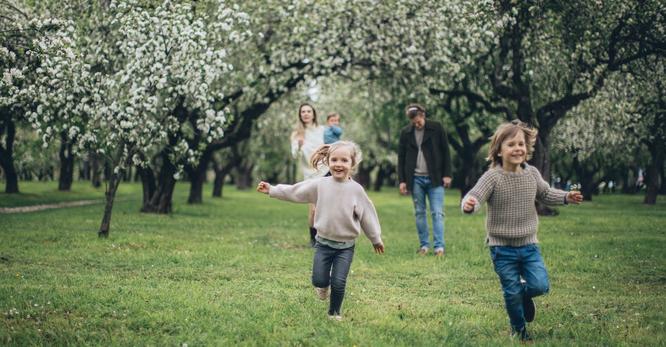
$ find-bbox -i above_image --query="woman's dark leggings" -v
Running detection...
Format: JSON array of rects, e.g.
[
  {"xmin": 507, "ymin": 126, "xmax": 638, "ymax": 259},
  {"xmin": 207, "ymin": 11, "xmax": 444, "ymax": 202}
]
[{"xmin": 312, "ymin": 243, "xmax": 355, "ymax": 316}]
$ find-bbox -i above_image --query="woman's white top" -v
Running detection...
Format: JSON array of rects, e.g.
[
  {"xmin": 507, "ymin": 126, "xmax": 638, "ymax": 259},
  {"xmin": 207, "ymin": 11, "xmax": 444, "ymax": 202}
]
[{"xmin": 291, "ymin": 125, "xmax": 326, "ymax": 180}]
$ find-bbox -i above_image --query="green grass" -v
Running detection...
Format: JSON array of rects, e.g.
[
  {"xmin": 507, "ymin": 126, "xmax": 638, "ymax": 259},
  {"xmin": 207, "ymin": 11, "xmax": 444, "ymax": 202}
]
[
  {"xmin": 0, "ymin": 181, "xmax": 138, "ymax": 208},
  {"xmin": 0, "ymin": 182, "xmax": 665, "ymax": 346}
]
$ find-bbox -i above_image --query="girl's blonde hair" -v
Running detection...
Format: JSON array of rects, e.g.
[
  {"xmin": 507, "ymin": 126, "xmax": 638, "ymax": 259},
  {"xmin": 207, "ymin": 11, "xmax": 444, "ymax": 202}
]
[
  {"xmin": 310, "ymin": 141, "xmax": 363, "ymax": 174},
  {"xmin": 487, "ymin": 120, "xmax": 538, "ymax": 167},
  {"xmin": 290, "ymin": 103, "xmax": 318, "ymax": 140}
]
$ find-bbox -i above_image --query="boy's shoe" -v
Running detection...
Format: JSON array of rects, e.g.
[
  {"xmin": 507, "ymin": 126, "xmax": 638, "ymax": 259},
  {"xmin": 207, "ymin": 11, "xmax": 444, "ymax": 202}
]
[
  {"xmin": 315, "ymin": 286, "xmax": 329, "ymax": 300},
  {"xmin": 511, "ymin": 327, "xmax": 532, "ymax": 342},
  {"xmin": 523, "ymin": 296, "xmax": 536, "ymax": 323},
  {"xmin": 434, "ymin": 247, "xmax": 445, "ymax": 257},
  {"xmin": 417, "ymin": 247, "xmax": 429, "ymax": 255},
  {"xmin": 328, "ymin": 314, "xmax": 343, "ymax": 321}
]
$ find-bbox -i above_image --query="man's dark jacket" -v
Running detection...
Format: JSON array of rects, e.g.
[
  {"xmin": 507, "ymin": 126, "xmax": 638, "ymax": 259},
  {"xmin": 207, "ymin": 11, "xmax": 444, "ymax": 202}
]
[{"xmin": 398, "ymin": 119, "xmax": 452, "ymax": 192}]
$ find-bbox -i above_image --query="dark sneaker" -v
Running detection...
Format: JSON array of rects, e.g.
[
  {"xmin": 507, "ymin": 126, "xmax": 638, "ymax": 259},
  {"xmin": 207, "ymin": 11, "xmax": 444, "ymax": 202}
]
[
  {"xmin": 512, "ymin": 327, "xmax": 532, "ymax": 342},
  {"xmin": 523, "ymin": 296, "xmax": 536, "ymax": 323}
]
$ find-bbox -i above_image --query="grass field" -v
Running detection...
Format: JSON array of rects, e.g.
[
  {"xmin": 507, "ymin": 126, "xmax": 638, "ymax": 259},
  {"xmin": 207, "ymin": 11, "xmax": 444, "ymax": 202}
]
[{"xmin": 1, "ymin": 181, "xmax": 665, "ymax": 346}]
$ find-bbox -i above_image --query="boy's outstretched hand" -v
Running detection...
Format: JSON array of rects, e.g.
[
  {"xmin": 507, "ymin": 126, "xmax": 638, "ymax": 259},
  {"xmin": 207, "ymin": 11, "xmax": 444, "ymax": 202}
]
[
  {"xmin": 373, "ymin": 242, "xmax": 385, "ymax": 254},
  {"xmin": 256, "ymin": 181, "xmax": 271, "ymax": 194},
  {"xmin": 463, "ymin": 196, "xmax": 477, "ymax": 213},
  {"xmin": 566, "ymin": 191, "xmax": 583, "ymax": 204}
]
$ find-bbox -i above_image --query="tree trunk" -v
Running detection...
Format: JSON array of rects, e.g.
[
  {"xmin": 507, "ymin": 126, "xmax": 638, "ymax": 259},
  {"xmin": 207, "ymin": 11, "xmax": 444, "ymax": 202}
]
[
  {"xmin": 0, "ymin": 113, "xmax": 19, "ymax": 193},
  {"xmin": 355, "ymin": 164, "xmax": 373, "ymax": 189},
  {"xmin": 212, "ymin": 171, "xmax": 227, "ymax": 197},
  {"xmin": 0, "ymin": 153, "xmax": 18, "ymax": 193},
  {"xmin": 621, "ymin": 167, "xmax": 634, "ymax": 194},
  {"xmin": 187, "ymin": 151, "xmax": 212, "ymax": 204},
  {"xmin": 234, "ymin": 163, "xmax": 254, "ymax": 190},
  {"xmin": 622, "ymin": 166, "xmax": 641, "ymax": 194},
  {"xmin": 531, "ymin": 133, "xmax": 551, "ymax": 186},
  {"xmin": 188, "ymin": 171, "xmax": 205, "ymax": 203},
  {"xmin": 659, "ymin": 159, "xmax": 666, "ymax": 195},
  {"xmin": 123, "ymin": 166, "xmax": 132, "ymax": 182},
  {"xmin": 103, "ymin": 161, "xmax": 112, "ymax": 182},
  {"xmin": 98, "ymin": 171, "xmax": 121, "ymax": 238},
  {"xmin": 58, "ymin": 132, "xmax": 75, "ymax": 191},
  {"xmin": 644, "ymin": 142, "xmax": 663, "ymax": 205},
  {"xmin": 80, "ymin": 155, "xmax": 90, "ymax": 180},
  {"xmin": 141, "ymin": 153, "xmax": 177, "ymax": 214},
  {"xmin": 90, "ymin": 153, "xmax": 102, "ymax": 188},
  {"xmin": 458, "ymin": 147, "xmax": 482, "ymax": 200},
  {"xmin": 373, "ymin": 162, "xmax": 394, "ymax": 192},
  {"xmin": 211, "ymin": 154, "xmax": 239, "ymax": 198},
  {"xmin": 137, "ymin": 165, "xmax": 156, "ymax": 207},
  {"xmin": 213, "ymin": 159, "xmax": 236, "ymax": 198},
  {"xmin": 531, "ymin": 133, "xmax": 558, "ymax": 215},
  {"xmin": 572, "ymin": 156, "xmax": 597, "ymax": 201},
  {"xmin": 140, "ymin": 94, "xmax": 187, "ymax": 213}
]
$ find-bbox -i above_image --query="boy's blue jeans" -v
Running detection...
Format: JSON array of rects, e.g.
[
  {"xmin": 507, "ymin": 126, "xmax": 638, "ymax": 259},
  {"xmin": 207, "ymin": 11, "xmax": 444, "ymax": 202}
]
[
  {"xmin": 412, "ymin": 176, "xmax": 445, "ymax": 249},
  {"xmin": 490, "ymin": 244, "xmax": 550, "ymax": 331}
]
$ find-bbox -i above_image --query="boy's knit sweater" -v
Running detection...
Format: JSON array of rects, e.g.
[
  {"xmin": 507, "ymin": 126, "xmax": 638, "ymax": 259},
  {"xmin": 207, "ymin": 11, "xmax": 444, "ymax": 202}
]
[
  {"xmin": 462, "ymin": 164, "xmax": 568, "ymax": 247},
  {"xmin": 269, "ymin": 176, "xmax": 382, "ymax": 245}
]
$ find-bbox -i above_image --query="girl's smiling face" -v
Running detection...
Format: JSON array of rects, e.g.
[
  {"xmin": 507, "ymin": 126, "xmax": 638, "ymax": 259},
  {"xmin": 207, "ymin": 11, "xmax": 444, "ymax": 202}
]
[
  {"xmin": 328, "ymin": 146, "xmax": 353, "ymax": 181},
  {"xmin": 500, "ymin": 130, "xmax": 527, "ymax": 171}
]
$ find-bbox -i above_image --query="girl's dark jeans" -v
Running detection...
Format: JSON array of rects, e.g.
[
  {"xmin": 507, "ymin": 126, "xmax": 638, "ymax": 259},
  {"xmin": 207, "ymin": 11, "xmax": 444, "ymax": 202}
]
[{"xmin": 312, "ymin": 243, "xmax": 355, "ymax": 315}]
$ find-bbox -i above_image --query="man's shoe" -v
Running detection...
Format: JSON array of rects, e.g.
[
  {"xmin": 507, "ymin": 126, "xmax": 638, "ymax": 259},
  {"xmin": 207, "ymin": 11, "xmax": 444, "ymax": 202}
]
[
  {"xmin": 417, "ymin": 247, "xmax": 429, "ymax": 255},
  {"xmin": 512, "ymin": 327, "xmax": 532, "ymax": 342},
  {"xmin": 434, "ymin": 247, "xmax": 445, "ymax": 257},
  {"xmin": 523, "ymin": 296, "xmax": 536, "ymax": 323},
  {"xmin": 315, "ymin": 286, "xmax": 329, "ymax": 300}
]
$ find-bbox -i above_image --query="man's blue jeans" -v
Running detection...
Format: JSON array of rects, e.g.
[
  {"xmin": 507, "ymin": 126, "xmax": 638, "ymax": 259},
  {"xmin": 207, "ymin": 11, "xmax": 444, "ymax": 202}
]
[
  {"xmin": 412, "ymin": 175, "xmax": 445, "ymax": 249},
  {"xmin": 490, "ymin": 244, "xmax": 550, "ymax": 331}
]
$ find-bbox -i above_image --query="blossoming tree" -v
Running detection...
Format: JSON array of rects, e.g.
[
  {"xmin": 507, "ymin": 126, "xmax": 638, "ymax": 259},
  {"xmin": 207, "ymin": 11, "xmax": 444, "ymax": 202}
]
[
  {"xmin": 1, "ymin": 2, "xmax": 78, "ymax": 193},
  {"xmin": 27, "ymin": 0, "xmax": 249, "ymax": 236}
]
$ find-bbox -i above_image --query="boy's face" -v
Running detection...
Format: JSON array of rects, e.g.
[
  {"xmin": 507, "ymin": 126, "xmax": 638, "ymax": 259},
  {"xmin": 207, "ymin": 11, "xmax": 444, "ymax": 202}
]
[
  {"xmin": 499, "ymin": 131, "xmax": 527, "ymax": 168},
  {"xmin": 327, "ymin": 115, "xmax": 340, "ymax": 126}
]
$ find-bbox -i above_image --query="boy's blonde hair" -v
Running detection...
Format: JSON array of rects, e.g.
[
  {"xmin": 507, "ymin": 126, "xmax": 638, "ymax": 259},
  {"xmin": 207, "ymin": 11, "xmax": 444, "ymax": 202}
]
[
  {"xmin": 487, "ymin": 120, "xmax": 538, "ymax": 167},
  {"xmin": 310, "ymin": 141, "xmax": 363, "ymax": 174}
]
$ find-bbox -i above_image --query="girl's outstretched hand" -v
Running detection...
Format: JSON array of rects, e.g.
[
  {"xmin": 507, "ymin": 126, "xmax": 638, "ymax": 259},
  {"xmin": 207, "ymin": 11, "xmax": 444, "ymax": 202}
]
[
  {"xmin": 256, "ymin": 181, "xmax": 271, "ymax": 194},
  {"xmin": 373, "ymin": 242, "xmax": 385, "ymax": 254},
  {"xmin": 567, "ymin": 191, "xmax": 583, "ymax": 204}
]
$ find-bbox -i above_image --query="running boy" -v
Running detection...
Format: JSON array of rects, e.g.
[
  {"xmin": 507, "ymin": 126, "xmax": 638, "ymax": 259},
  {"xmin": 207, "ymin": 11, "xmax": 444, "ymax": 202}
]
[{"xmin": 461, "ymin": 120, "xmax": 583, "ymax": 341}]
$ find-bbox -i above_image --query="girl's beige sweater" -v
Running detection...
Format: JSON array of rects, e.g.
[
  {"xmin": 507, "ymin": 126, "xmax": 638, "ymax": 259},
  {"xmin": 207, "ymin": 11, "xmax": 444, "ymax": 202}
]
[{"xmin": 269, "ymin": 176, "xmax": 382, "ymax": 245}]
